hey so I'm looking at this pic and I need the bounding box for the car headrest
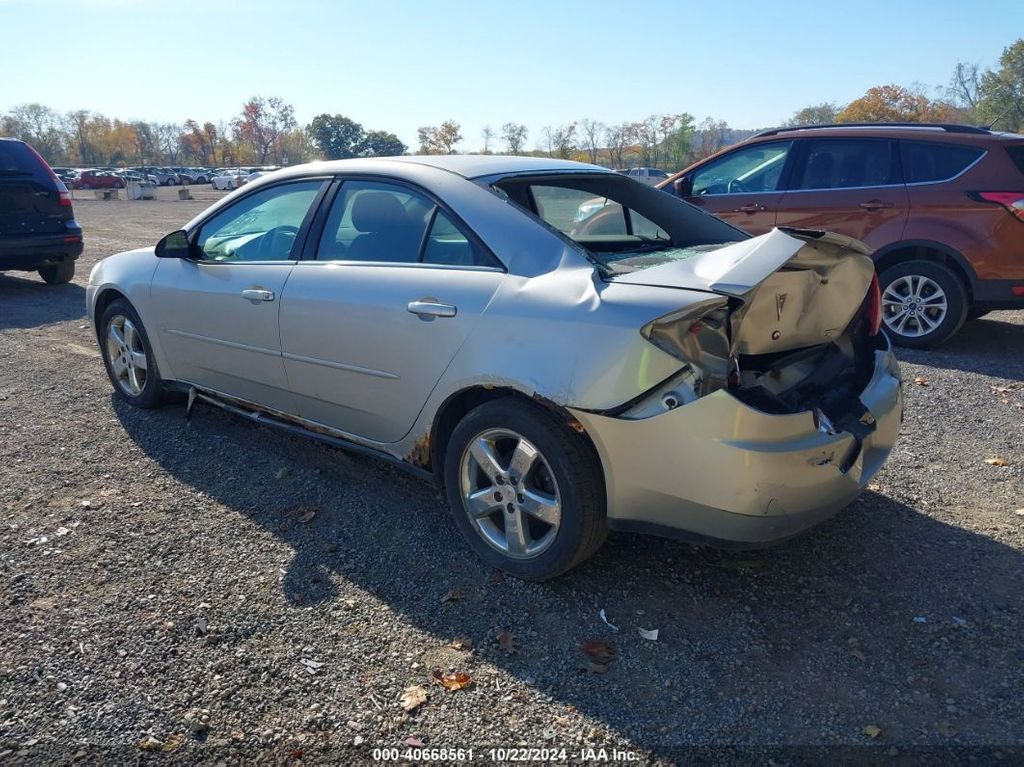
[351,192,408,232]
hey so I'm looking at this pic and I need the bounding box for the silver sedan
[87,156,903,580]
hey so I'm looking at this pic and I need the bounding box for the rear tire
[38,261,75,285]
[879,260,968,349]
[443,399,606,580]
[98,299,169,408]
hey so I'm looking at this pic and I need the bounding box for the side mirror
[155,229,192,259]
[673,175,694,198]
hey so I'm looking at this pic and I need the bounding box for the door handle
[859,199,894,211]
[737,203,765,213]
[240,288,275,303]
[407,300,457,318]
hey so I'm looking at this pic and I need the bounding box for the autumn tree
[835,84,952,123]
[501,122,528,154]
[604,122,635,168]
[578,118,605,164]
[785,102,841,126]
[978,38,1024,131]
[417,120,462,154]
[664,113,696,169]
[480,125,495,154]
[232,96,296,164]
[696,117,729,159]
[3,104,67,162]
[308,114,365,159]
[361,130,406,157]
[551,123,577,159]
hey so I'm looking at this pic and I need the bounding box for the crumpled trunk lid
[609,228,876,355]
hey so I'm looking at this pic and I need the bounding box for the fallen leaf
[497,630,518,654]
[938,721,956,737]
[850,646,867,662]
[582,640,617,665]
[441,587,466,603]
[913,376,929,386]
[400,685,428,711]
[296,506,317,524]
[161,734,184,752]
[638,628,659,641]
[1015,509,1024,516]
[867,482,882,492]
[137,736,162,751]
[275,467,291,480]
[404,736,424,747]
[991,386,1013,394]
[431,670,472,691]
[450,635,474,650]
[598,609,619,632]
[862,724,882,738]
[984,456,1010,467]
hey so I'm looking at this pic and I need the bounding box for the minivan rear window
[1005,146,1024,176]
[900,141,984,183]
[0,141,41,176]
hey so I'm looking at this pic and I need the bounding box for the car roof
[295,155,611,180]
[748,123,1008,142]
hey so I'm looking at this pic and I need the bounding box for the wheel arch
[872,240,977,303]
[92,287,129,338]
[425,386,604,492]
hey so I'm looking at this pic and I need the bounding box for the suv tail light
[22,141,73,206]
[970,191,1024,221]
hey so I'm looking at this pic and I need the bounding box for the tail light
[865,273,882,336]
[970,191,1024,221]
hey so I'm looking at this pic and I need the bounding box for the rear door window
[901,141,985,183]
[793,138,896,190]
[1006,146,1024,176]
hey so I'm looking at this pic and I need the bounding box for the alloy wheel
[882,274,948,338]
[106,315,148,396]
[459,428,562,559]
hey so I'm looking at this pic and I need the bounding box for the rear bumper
[0,233,83,272]
[571,337,903,546]
[972,279,1024,311]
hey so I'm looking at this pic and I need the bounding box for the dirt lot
[1,191,1022,763]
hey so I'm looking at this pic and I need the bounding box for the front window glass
[196,180,322,261]
[690,141,792,195]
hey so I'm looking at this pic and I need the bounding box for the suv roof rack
[754,123,992,138]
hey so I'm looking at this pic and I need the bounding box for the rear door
[278,178,505,443]
[775,137,909,248]
[0,141,66,240]
[681,140,793,233]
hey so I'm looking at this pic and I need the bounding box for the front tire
[38,261,75,284]
[879,260,968,349]
[99,299,168,408]
[443,399,606,580]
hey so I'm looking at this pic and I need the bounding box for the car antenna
[980,102,1016,131]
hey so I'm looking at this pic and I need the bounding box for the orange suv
[664,124,1024,348]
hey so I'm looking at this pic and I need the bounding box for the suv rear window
[900,141,985,183]
[0,141,43,176]
[1005,145,1024,176]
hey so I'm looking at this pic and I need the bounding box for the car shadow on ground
[895,313,1024,382]
[114,397,1024,751]
[0,273,86,330]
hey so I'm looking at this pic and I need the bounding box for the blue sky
[1,0,1021,151]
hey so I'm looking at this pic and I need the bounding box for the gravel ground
[1,190,1022,764]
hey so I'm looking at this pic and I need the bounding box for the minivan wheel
[443,399,606,581]
[879,260,968,349]
[99,299,168,408]
[38,261,75,285]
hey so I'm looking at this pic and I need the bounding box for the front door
[278,179,505,443]
[774,137,909,249]
[150,179,326,413]
[682,140,794,234]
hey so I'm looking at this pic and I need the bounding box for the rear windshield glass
[493,173,742,274]
[900,141,984,183]
[0,141,41,176]
[1005,145,1024,176]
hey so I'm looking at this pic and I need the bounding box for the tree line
[4,38,1020,170]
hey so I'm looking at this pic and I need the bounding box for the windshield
[493,173,743,274]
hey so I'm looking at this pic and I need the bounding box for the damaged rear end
[573,228,903,545]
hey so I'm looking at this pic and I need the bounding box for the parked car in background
[618,167,670,186]
[662,124,1024,348]
[71,170,125,190]
[210,169,249,190]
[0,137,83,283]
[87,156,901,579]
[136,167,182,186]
